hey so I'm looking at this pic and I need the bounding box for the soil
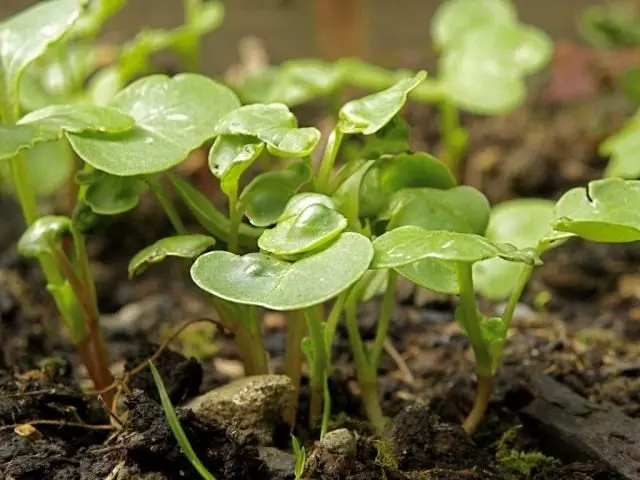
[2,44,640,479]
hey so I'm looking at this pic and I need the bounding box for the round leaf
[68,74,241,175]
[372,225,538,269]
[258,204,348,259]
[279,193,336,221]
[395,258,458,294]
[79,170,143,215]
[18,215,71,258]
[129,234,215,278]
[431,0,516,49]
[338,72,426,135]
[27,139,74,197]
[473,199,556,300]
[239,160,312,227]
[552,178,640,242]
[384,186,490,235]
[332,160,377,228]
[191,232,374,310]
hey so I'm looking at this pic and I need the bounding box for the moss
[496,426,560,479]
[373,437,399,480]
[159,321,219,361]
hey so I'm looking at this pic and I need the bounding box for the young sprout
[291,434,307,480]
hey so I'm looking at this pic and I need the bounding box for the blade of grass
[150,361,217,480]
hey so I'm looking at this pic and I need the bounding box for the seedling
[292,435,307,480]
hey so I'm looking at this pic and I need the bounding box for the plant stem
[462,375,492,436]
[305,306,327,428]
[438,98,466,176]
[455,262,491,373]
[501,265,534,330]
[344,298,386,432]
[227,190,241,254]
[9,154,39,225]
[369,270,397,367]
[323,291,348,358]
[283,310,307,425]
[146,175,187,235]
[315,128,345,194]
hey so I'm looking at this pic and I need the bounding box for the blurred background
[2,0,603,74]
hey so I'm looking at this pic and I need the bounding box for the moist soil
[1,54,640,479]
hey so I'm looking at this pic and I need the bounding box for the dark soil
[2,47,640,479]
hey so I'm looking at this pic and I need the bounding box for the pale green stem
[146,175,187,235]
[323,291,349,358]
[501,265,535,330]
[227,188,241,254]
[369,270,397,367]
[315,128,345,194]
[305,306,328,428]
[283,310,307,425]
[438,98,466,175]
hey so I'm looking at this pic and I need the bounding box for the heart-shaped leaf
[338,71,426,135]
[552,178,640,242]
[169,173,263,248]
[0,104,134,160]
[68,74,241,175]
[191,232,373,310]
[360,153,457,218]
[384,186,490,234]
[129,234,215,278]
[601,114,640,179]
[0,0,86,115]
[239,161,312,227]
[432,0,516,49]
[77,169,143,215]
[372,226,538,269]
[213,103,320,157]
[258,204,348,259]
[473,199,558,300]
[18,215,71,258]
[208,135,264,197]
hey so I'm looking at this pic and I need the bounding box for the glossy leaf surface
[18,215,70,258]
[553,178,640,242]
[69,74,241,175]
[191,232,373,310]
[0,104,134,160]
[258,204,348,259]
[77,170,143,215]
[372,226,538,269]
[208,135,264,196]
[384,186,490,235]
[338,72,426,135]
[239,161,311,227]
[129,234,215,278]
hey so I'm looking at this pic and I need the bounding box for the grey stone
[186,374,296,445]
[319,428,357,457]
[258,446,295,480]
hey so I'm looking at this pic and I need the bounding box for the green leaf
[77,169,143,215]
[129,234,216,278]
[601,114,640,178]
[440,24,552,114]
[372,226,538,269]
[473,199,557,300]
[168,173,263,248]
[239,161,312,227]
[68,74,241,175]
[17,215,71,258]
[395,259,458,295]
[191,232,373,310]
[213,103,320,157]
[332,160,377,228]
[432,0,516,49]
[338,72,426,135]
[150,362,217,480]
[0,104,134,161]
[384,186,490,235]
[208,135,264,197]
[552,178,640,242]
[258,204,348,260]
[0,0,86,116]
[27,139,75,197]
[360,152,457,218]
[279,193,337,221]
[339,57,401,92]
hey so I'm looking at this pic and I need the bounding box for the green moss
[374,437,399,473]
[497,426,560,479]
[159,321,219,361]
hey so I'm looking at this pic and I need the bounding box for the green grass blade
[150,361,217,480]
